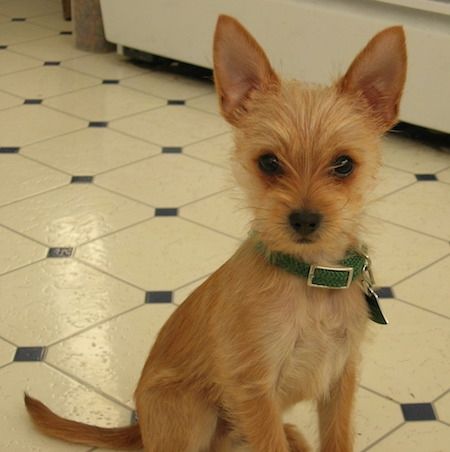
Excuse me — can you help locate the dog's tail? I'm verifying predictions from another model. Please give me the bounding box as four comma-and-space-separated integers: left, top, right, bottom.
24, 393, 143, 450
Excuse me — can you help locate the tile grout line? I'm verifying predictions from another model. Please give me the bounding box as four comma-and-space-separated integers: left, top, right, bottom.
0, 47, 46, 65
182, 150, 231, 171
6, 34, 89, 57
106, 125, 232, 154
93, 152, 162, 178
183, 129, 232, 149
366, 214, 449, 243
391, 253, 450, 288
110, 79, 178, 103
178, 215, 245, 243
0, 31, 59, 49
186, 103, 220, 118
360, 422, 405, 452
177, 186, 232, 209
184, 103, 224, 120
0, 255, 48, 279
435, 164, 450, 174
382, 160, 450, 176
359, 384, 402, 405
59, 59, 148, 81
370, 180, 418, 204
432, 388, 450, 404
394, 296, 450, 321
0, 62, 103, 100
91, 182, 157, 209
5, 43, 91, 65
17, 127, 170, 179
46, 302, 146, 349
71, 255, 152, 293
43, 361, 135, 413
18, 151, 75, 176
0, 333, 19, 348
45, 98, 168, 128
3, 192, 156, 256
116, 74, 215, 102
0, 8, 64, 20
5, 119, 87, 150
0, 361, 14, 372
0, 177, 70, 211
25, 21, 72, 35
0, 87, 24, 99
172, 271, 213, 294
73, 213, 155, 248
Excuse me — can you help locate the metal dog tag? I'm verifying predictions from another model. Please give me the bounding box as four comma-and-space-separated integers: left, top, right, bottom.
365, 286, 389, 325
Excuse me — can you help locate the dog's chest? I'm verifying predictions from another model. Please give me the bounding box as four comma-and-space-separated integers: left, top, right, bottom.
278, 326, 351, 404
276, 289, 365, 404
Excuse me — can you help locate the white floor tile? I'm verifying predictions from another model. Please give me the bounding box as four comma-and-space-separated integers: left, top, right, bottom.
0, 183, 153, 246
0, 259, 145, 344
22, 127, 159, 174
110, 105, 229, 146
0, 65, 99, 98
0, 154, 69, 205
0, 104, 85, 146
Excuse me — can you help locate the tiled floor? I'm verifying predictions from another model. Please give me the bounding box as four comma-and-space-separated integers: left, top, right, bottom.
0, 1, 449, 451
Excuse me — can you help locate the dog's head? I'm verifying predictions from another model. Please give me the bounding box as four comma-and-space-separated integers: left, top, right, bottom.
213, 15, 406, 262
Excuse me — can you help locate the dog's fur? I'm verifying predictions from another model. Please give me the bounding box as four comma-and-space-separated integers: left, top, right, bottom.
25, 15, 406, 452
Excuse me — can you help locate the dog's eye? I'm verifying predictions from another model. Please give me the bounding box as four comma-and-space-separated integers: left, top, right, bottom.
331, 155, 354, 178
258, 153, 282, 175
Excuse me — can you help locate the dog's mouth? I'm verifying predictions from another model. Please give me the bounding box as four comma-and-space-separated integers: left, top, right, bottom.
296, 237, 314, 245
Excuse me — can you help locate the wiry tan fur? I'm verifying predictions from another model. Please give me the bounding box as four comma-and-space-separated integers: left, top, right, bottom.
25, 15, 407, 452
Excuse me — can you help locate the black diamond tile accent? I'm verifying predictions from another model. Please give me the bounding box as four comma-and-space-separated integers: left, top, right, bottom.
376, 287, 394, 299
415, 174, 438, 181
48, 247, 73, 258
44, 61, 61, 66
401, 403, 436, 421
0, 45, 8, 49
88, 121, 108, 128
102, 79, 119, 84
145, 291, 173, 304
71, 175, 94, 183
130, 410, 138, 425
155, 208, 178, 217
14, 347, 46, 362
0, 147, 20, 153
162, 146, 182, 154
24, 99, 42, 105
12, 18, 26, 22
59, 31, 72, 35
167, 99, 185, 105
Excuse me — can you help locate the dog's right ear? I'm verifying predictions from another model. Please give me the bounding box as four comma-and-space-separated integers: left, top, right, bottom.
213, 15, 280, 125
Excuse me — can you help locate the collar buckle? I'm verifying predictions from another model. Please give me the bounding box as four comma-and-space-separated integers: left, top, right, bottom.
307, 265, 354, 289
357, 245, 376, 289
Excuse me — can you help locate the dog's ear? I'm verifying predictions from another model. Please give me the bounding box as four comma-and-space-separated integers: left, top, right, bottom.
213, 15, 280, 125
339, 26, 407, 132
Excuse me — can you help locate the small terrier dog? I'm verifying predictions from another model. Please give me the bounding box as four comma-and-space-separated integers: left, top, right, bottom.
25, 15, 406, 452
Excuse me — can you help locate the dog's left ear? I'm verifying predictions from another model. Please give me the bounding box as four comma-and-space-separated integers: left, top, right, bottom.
339, 26, 407, 132
213, 15, 280, 125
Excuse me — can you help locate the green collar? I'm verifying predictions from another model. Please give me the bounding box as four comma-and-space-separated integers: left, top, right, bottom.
253, 239, 389, 324
255, 241, 366, 289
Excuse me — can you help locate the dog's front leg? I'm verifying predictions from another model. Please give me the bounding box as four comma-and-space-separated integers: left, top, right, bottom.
226, 390, 289, 452
317, 360, 357, 452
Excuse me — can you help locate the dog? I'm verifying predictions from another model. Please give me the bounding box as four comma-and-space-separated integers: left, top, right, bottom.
25, 15, 406, 452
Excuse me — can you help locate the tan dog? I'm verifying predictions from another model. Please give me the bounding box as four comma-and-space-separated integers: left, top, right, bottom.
25, 15, 406, 452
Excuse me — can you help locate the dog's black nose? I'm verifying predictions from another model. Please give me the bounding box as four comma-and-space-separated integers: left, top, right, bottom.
289, 210, 322, 236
